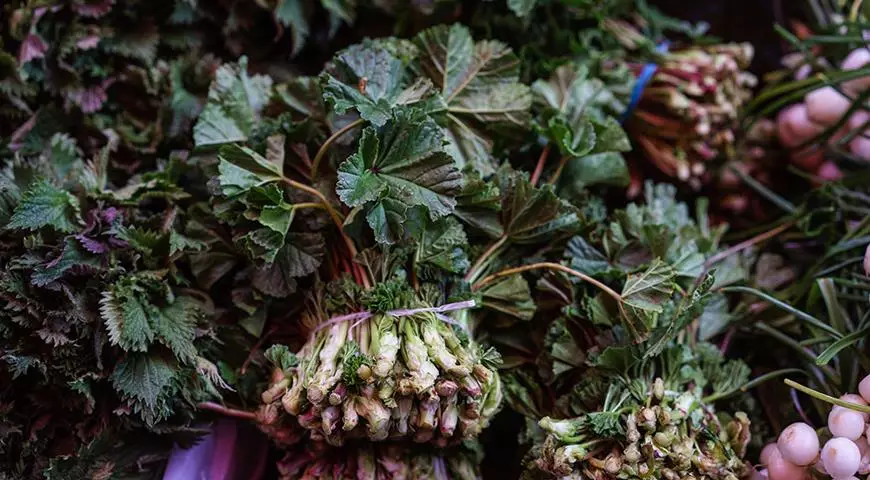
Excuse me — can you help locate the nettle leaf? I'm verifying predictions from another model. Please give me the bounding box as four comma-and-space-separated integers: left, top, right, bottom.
100, 276, 199, 362
31, 237, 101, 286
322, 38, 432, 127
6, 179, 82, 233
498, 171, 580, 244
194, 57, 274, 149
508, 0, 537, 17
414, 216, 470, 274
111, 351, 177, 425
337, 109, 462, 243
414, 24, 531, 175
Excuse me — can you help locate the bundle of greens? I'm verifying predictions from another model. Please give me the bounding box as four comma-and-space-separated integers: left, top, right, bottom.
276, 439, 482, 479
525, 344, 752, 479
258, 276, 502, 446
615, 29, 757, 190
0, 131, 256, 477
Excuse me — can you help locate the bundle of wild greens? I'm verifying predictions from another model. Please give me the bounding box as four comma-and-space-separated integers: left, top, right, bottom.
0, 131, 265, 476
276, 437, 482, 479
525, 343, 752, 479
473, 182, 761, 477
259, 273, 502, 446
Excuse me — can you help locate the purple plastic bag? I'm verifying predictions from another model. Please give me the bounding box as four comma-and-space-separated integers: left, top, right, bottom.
163, 419, 268, 480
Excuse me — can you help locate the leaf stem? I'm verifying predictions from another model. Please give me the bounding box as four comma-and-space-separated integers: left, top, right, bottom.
530, 145, 551, 186
547, 156, 570, 185
465, 235, 508, 283
785, 378, 870, 413
197, 401, 257, 421
472, 262, 627, 318
310, 118, 365, 178
292, 202, 329, 211
725, 286, 843, 338
704, 220, 795, 268
281, 178, 358, 259
701, 368, 806, 404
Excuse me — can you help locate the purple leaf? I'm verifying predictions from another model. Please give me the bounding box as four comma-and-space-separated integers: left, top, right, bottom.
76, 235, 108, 254
18, 34, 47, 65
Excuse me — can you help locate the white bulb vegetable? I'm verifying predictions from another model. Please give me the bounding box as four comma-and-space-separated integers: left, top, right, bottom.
806, 86, 853, 126
778, 422, 820, 466
859, 374, 870, 403
828, 408, 865, 440
821, 437, 861, 478
834, 393, 870, 421
841, 48, 870, 93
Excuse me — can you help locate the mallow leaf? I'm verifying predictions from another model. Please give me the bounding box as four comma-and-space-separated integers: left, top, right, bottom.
414, 24, 531, 175
194, 57, 273, 149
497, 170, 580, 245
322, 38, 432, 127
217, 144, 283, 197
336, 109, 462, 242
414, 216, 470, 274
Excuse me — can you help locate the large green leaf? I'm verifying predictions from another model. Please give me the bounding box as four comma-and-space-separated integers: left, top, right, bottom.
336, 109, 462, 242
414, 24, 531, 174
322, 38, 432, 127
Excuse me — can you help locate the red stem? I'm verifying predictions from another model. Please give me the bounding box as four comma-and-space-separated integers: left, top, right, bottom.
197, 402, 257, 421
530, 145, 551, 186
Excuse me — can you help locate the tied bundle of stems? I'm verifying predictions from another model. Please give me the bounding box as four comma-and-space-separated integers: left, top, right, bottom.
530, 377, 751, 480
609, 19, 758, 189
260, 275, 502, 447
276, 439, 482, 479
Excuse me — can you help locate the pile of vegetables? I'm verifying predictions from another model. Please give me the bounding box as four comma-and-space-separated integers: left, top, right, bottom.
2, 0, 870, 479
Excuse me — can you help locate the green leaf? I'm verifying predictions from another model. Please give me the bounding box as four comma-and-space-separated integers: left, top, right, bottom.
454, 169, 502, 238
100, 277, 200, 361
545, 317, 586, 376
264, 345, 298, 371
153, 297, 199, 363
217, 144, 284, 197
32, 238, 101, 286
644, 273, 715, 358
111, 352, 177, 423
100, 282, 155, 353
322, 38, 432, 127
7, 180, 82, 232
565, 236, 612, 275
478, 274, 536, 321
414, 24, 531, 174
498, 171, 580, 244
561, 151, 630, 189
415, 217, 470, 274
622, 259, 677, 312
507, 0, 537, 17
336, 109, 462, 241
274, 0, 309, 57
545, 116, 596, 158
193, 58, 273, 149
532, 63, 627, 125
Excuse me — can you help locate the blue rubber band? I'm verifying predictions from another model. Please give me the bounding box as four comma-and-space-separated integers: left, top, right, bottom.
620, 41, 671, 123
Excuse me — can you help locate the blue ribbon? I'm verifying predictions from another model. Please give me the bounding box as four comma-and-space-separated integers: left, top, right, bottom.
620, 41, 671, 123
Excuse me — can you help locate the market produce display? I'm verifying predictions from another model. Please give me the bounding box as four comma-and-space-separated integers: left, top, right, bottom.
1, 0, 869, 479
